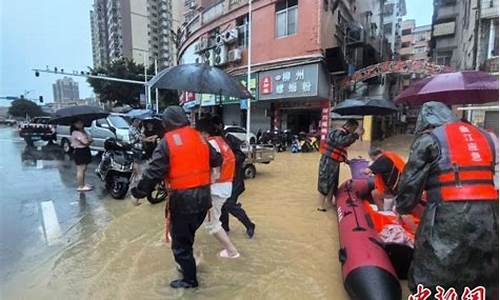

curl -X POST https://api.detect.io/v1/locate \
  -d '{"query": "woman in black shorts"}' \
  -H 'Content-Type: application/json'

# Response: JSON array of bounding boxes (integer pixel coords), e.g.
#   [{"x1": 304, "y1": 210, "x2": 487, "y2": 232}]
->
[{"x1": 70, "y1": 119, "x2": 93, "y2": 192}]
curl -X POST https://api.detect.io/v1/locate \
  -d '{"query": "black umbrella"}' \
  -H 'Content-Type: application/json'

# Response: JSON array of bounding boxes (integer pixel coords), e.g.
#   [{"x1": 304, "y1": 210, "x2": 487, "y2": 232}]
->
[
  {"x1": 148, "y1": 63, "x2": 252, "y2": 99},
  {"x1": 332, "y1": 98, "x2": 399, "y2": 116},
  {"x1": 50, "y1": 105, "x2": 109, "y2": 126}
]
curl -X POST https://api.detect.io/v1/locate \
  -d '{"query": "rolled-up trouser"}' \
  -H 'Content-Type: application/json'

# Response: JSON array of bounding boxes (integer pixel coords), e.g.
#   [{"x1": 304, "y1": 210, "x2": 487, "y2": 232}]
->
[
  {"x1": 170, "y1": 209, "x2": 208, "y2": 283},
  {"x1": 203, "y1": 195, "x2": 226, "y2": 235}
]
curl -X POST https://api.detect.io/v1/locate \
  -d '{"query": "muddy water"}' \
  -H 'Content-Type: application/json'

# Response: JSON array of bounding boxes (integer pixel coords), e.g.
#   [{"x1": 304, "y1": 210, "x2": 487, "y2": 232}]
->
[{"x1": 2, "y1": 136, "x2": 414, "y2": 300}]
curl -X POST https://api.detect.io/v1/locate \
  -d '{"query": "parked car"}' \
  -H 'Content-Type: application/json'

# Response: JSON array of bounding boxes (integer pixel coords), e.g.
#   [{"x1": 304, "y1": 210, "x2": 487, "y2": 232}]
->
[
  {"x1": 56, "y1": 114, "x2": 130, "y2": 153},
  {"x1": 0, "y1": 117, "x2": 17, "y2": 126},
  {"x1": 18, "y1": 117, "x2": 56, "y2": 146},
  {"x1": 224, "y1": 126, "x2": 257, "y2": 144}
]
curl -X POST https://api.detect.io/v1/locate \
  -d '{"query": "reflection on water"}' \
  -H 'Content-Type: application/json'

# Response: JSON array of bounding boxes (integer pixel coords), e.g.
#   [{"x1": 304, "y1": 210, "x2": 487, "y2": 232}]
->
[
  {"x1": 2, "y1": 135, "x2": 414, "y2": 300},
  {"x1": 21, "y1": 144, "x2": 66, "y2": 169}
]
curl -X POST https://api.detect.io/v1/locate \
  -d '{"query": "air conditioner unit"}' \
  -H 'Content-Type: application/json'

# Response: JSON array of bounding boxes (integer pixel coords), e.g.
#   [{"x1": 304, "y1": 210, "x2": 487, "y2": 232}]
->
[
  {"x1": 228, "y1": 49, "x2": 242, "y2": 62},
  {"x1": 202, "y1": 49, "x2": 215, "y2": 66},
  {"x1": 222, "y1": 28, "x2": 239, "y2": 43},
  {"x1": 194, "y1": 37, "x2": 209, "y2": 53},
  {"x1": 213, "y1": 44, "x2": 227, "y2": 65},
  {"x1": 347, "y1": 26, "x2": 365, "y2": 45},
  {"x1": 215, "y1": 34, "x2": 224, "y2": 45}
]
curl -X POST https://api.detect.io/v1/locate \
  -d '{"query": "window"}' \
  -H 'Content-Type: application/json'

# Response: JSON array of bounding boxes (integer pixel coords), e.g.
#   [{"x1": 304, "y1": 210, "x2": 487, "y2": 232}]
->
[
  {"x1": 236, "y1": 14, "x2": 249, "y2": 47},
  {"x1": 402, "y1": 29, "x2": 411, "y2": 36},
  {"x1": 383, "y1": 23, "x2": 393, "y2": 34},
  {"x1": 436, "y1": 51, "x2": 452, "y2": 65},
  {"x1": 414, "y1": 46, "x2": 426, "y2": 54},
  {"x1": 225, "y1": 126, "x2": 246, "y2": 133},
  {"x1": 108, "y1": 116, "x2": 129, "y2": 129},
  {"x1": 275, "y1": 0, "x2": 298, "y2": 38},
  {"x1": 96, "y1": 118, "x2": 108, "y2": 127}
]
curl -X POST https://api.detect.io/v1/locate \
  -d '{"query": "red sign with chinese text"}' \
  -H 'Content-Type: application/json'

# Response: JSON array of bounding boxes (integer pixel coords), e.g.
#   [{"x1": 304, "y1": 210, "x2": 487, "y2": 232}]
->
[{"x1": 260, "y1": 76, "x2": 272, "y2": 95}]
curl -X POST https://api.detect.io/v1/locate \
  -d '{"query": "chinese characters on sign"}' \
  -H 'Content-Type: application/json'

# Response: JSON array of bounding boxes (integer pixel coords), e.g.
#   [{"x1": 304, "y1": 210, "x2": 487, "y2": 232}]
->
[
  {"x1": 258, "y1": 63, "x2": 321, "y2": 100},
  {"x1": 408, "y1": 284, "x2": 486, "y2": 300},
  {"x1": 458, "y1": 125, "x2": 483, "y2": 162},
  {"x1": 260, "y1": 76, "x2": 273, "y2": 95}
]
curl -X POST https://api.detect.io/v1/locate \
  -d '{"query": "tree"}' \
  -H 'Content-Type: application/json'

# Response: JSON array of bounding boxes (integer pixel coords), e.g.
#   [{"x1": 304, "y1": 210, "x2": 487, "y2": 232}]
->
[
  {"x1": 87, "y1": 58, "x2": 147, "y2": 107},
  {"x1": 8, "y1": 99, "x2": 45, "y2": 118}
]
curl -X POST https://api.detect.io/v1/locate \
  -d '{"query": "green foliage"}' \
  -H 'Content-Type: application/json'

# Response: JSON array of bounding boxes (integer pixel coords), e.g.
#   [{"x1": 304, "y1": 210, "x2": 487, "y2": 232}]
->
[
  {"x1": 8, "y1": 99, "x2": 45, "y2": 118},
  {"x1": 87, "y1": 58, "x2": 147, "y2": 107}
]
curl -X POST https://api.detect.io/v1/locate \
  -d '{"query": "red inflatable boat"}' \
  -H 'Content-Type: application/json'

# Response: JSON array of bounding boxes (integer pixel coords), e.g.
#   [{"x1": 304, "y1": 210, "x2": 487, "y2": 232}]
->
[{"x1": 335, "y1": 179, "x2": 416, "y2": 300}]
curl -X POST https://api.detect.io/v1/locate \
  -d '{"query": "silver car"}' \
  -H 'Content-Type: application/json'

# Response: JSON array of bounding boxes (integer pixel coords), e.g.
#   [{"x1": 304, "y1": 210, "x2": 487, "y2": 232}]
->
[{"x1": 56, "y1": 114, "x2": 130, "y2": 153}]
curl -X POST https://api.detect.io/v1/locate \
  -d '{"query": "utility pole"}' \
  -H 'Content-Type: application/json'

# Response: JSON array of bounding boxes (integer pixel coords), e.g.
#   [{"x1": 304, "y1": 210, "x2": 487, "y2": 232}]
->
[
  {"x1": 246, "y1": 0, "x2": 253, "y2": 143},
  {"x1": 155, "y1": 58, "x2": 159, "y2": 113}
]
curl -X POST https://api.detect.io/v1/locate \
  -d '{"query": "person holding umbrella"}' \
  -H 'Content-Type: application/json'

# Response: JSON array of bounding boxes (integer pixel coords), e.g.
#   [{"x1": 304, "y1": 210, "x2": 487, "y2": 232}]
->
[
  {"x1": 70, "y1": 118, "x2": 94, "y2": 192},
  {"x1": 394, "y1": 102, "x2": 498, "y2": 297},
  {"x1": 131, "y1": 106, "x2": 222, "y2": 289},
  {"x1": 317, "y1": 119, "x2": 364, "y2": 211}
]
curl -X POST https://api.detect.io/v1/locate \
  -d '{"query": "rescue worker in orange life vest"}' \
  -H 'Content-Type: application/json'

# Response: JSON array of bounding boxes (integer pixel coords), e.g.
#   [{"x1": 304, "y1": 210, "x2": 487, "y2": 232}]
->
[
  {"x1": 395, "y1": 102, "x2": 498, "y2": 297},
  {"x1": 363, "y1": 147, "x2": 405, "y2": 211},
  {"x1": 317, "y1": 119, "x2": 364, "y2": 211},
  {"x1": 131, "y1": 106, "x2": 222, "y2": 289},
  {"x1": 195, "y1": 117, "x2": 240, "y2": 259}
]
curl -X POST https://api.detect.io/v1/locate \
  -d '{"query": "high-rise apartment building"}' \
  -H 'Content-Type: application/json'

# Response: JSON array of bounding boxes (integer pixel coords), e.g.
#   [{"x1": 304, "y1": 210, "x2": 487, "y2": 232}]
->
[
  {"x1": 382, "y1": 0, "x2": 406, "y2": 58},
  {"x1": 52, "y1": 77, "x2": 80, "y2": 102},
  {"x1": 90, "y1": 0, "x2": 175, "y2": 68}
]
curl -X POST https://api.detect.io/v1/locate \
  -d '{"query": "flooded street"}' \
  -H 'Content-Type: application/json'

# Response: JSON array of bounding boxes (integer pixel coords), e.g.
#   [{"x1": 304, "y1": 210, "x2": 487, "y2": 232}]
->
[{"x1": 0, "y1": 126, "x2": 413, "y2": 300}]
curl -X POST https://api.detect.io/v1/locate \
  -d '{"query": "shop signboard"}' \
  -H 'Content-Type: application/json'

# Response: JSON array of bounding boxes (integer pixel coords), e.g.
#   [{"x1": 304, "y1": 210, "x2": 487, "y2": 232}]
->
[
  {"x1": 197, "y1": 73, "x2": 258, "y2": 107},
  {"x1": 258, "y1": 63, "x2": 327, "y2": 100}
]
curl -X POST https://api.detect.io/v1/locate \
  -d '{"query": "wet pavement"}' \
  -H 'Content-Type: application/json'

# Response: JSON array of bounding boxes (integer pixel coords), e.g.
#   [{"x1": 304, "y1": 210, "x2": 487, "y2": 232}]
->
[{"x1": 0, "y1": 126, "x2": 413, "y2": 299}]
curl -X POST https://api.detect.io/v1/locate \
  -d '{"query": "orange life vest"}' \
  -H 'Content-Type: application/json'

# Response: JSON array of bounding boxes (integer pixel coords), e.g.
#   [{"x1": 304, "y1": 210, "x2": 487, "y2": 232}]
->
[
  {"x1": 164, "y1": 126, "x2": 210, "y2": 190},
  {"x1": 427, "y1": 121, "x2": 498, "y2": 202},
  {"x1": 374, "y1": 151, "x2": 406, "y2": 193},
  {"x1": 320, "y1": 128, "x2": 348, "y2": 162},
  {"x1": 362, "y1": 200, "x2": 419, "y2": 242},
  {"x1": 208, "y1": 136, "x2": 235, "y2": 183}
]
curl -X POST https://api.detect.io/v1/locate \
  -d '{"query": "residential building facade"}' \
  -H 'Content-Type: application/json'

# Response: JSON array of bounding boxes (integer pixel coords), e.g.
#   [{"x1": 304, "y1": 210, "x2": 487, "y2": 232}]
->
[
  {"x1": 90, "y1": 0, "x2": 175, "y2": 68},
  {"x1": 430, "y1": 0, "x2": 499, "y2": 134},
  {"x1": 177, "y1": 0, "x2": 390, "y2": 140},
  {"x1": 430, "y1": 0, "x2": 499, "y2": 70},
  {"x1": 399, "y1": 20, "x2": 432, "y2": 61},
  {"x1": 52, "y1": 77, "x2": 80, "y2": 102},
  {"x1": 382, "y1": 0, "x2": 407, "y2": 58}
]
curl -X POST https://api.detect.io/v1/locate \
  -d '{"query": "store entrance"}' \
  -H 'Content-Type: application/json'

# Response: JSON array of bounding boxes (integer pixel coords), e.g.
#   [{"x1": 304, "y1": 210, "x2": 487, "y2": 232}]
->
[{"x1": 284, "y1": 109, "x2": 321, "y2": 134}]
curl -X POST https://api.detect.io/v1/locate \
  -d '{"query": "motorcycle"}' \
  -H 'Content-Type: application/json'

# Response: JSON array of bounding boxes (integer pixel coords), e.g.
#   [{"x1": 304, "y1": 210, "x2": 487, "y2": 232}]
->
[
  {"x1": 298, "y1": 132, "x2": 315, "y2": 153},
  {"x1": 258, "y1": 129, "x2": 288, "y2": 152},
  {"x1": 96, "y1": 138, "x2": 167, "y2": 203},
  {"x1": 96, "y1": 138, "x2": 135, "y2": 199}
]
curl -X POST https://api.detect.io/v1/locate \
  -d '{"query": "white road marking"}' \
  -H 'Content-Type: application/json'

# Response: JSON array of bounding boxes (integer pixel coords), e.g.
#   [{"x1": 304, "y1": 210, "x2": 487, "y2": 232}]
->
[{"x1": 40, "y1": 201, "x2": 62, "y2": 246}]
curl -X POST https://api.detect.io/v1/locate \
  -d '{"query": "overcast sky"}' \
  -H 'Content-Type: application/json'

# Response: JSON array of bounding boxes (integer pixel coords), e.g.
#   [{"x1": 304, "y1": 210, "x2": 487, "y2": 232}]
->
[
  {"x1": 0, "y1": 0, "x2": 94, "y2": 106},
  {"x1": 405, "y1": 0, "x2": 434, "y2": 26},
  {"x1": 0, "y1": 0, "x2": 434, "y2": 107}
]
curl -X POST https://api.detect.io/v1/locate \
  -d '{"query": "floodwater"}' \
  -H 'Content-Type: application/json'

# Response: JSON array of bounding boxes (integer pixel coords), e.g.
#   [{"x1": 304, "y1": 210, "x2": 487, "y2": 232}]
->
[{"x1": 0, "y1": 126, "x2": 413, "y2": 300}]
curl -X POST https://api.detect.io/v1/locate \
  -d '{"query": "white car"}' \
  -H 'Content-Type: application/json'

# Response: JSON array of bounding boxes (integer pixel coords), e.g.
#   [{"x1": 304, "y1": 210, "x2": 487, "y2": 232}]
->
[{"x1": 224, "y1": 126, "x2": 257, "y2": 144}]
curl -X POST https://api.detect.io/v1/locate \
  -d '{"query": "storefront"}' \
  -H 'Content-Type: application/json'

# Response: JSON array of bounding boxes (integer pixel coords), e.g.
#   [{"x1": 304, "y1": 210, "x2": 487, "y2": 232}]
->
[{"x1": 258, "y1": 62, "x2": 331, "y2": 137}]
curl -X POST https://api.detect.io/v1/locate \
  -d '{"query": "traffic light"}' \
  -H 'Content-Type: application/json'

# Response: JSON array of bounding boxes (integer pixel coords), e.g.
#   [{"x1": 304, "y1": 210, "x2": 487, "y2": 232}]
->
[
  {"x1": 35, "y1": 71, "x2": 40, "y2": 77},
  {"x1": 39, "y1": 96, "x2": 44, "y2": 103}
]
